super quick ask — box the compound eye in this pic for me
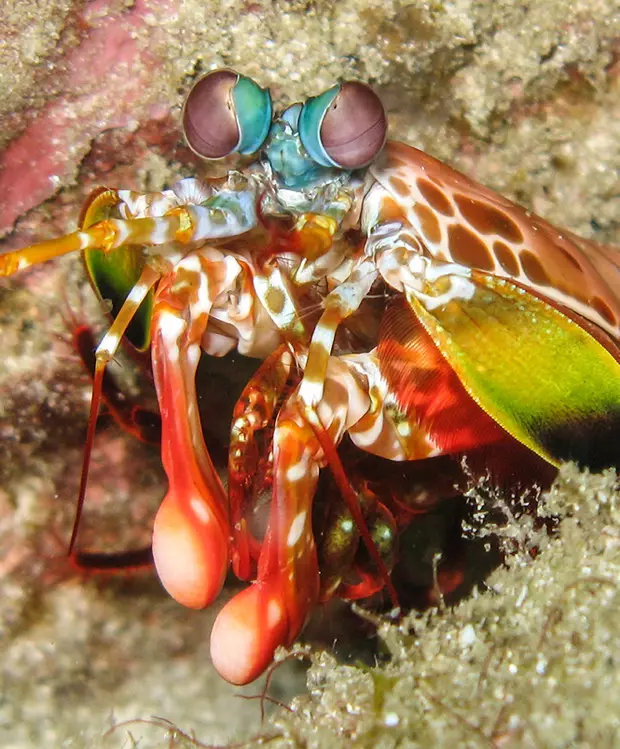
[183,70,272,159]
[299,81,387,169]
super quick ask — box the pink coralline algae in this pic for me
[0,0,177,238]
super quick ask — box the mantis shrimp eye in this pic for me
[183,69,273,159]
[299,81,387,170]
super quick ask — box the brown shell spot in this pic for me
[388,155,410,169]
[455,194,524,243]
[448,224,495,271]
[416,178,454,216]
[493,240,520,276]
[413,203,442,244]
[591,296,616,326]
[390,176,412,197]
[264,286,286,315]
[520,250,551,286]
[379,195,407,223]
[558,246,584,272]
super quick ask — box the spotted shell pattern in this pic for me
[373,142,619,340]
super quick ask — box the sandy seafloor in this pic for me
[0,1,619,747]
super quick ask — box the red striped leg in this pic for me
[211,399,325,685]
[228,345,297,581]
[71,323,161,445]
[210,357,379,684]
[69,264,161,555]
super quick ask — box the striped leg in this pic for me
[70,322,161,445]
[209,357,373,684]
[210,398,323,685]
[296,261,401,601]
[297,259,377,407]
[68,263,162,555]
[0,182,258,277]
[228,344,297,581]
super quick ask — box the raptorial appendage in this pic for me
[2,68,619,685]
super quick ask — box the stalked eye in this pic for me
[298,81,387,170]
[183,70,272,159]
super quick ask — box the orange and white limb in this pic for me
[228,344,297,581]
[210,357,363,685]
[0,180,259,278]
[149,249,249,609]
[69,262,162,554]
[209,353,409,684]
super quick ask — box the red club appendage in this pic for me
[150,308,230,609]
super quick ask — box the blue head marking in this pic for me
[263,103,346,190]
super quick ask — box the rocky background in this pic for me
[0,1,618,747]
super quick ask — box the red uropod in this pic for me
[2,70,619,685]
